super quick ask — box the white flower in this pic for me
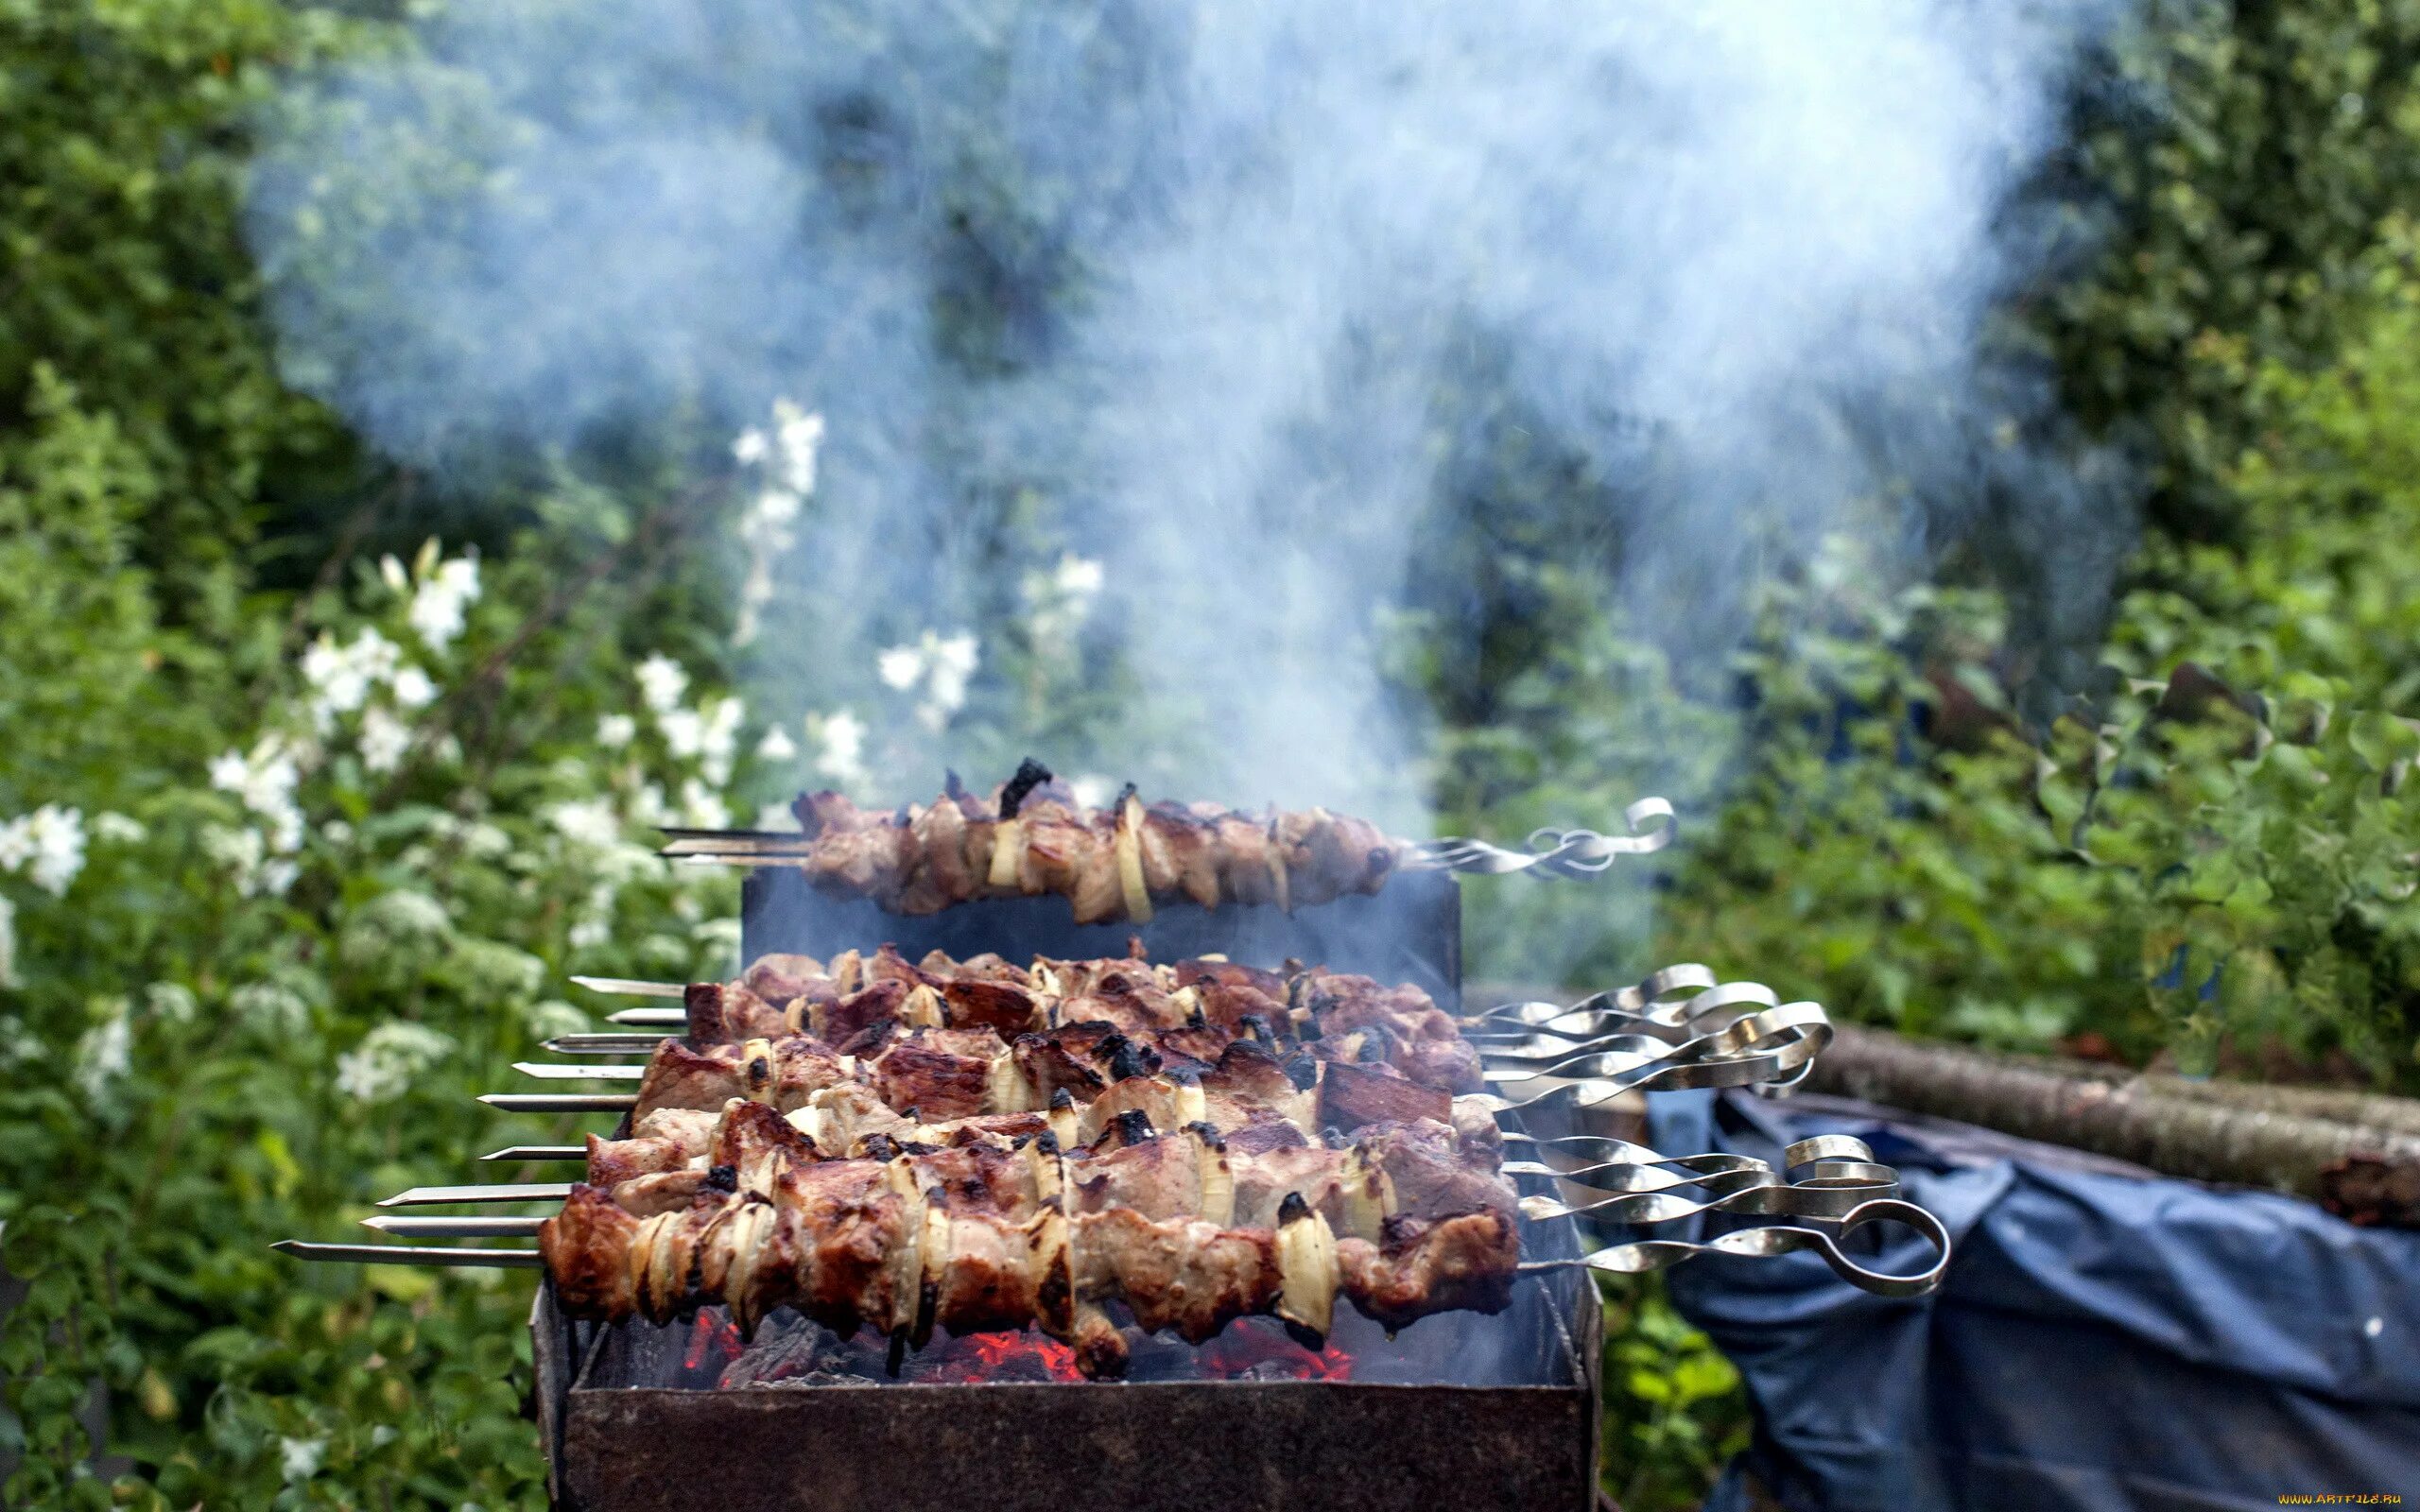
[1024,554,1103,655]
[812,710,866,784]
[390,665,438,710]
[201,824,266,891]
[658,707,705,759]
[750,488,804,532]
[771,400,824,495]
[547,799,621,849]
[597,713,638,749]
[878,629,978,718]
[232,981,312,1036]
[74,1011,131,1105]
[93,811,146,845]
[379,555,408,593]
[679,778,730,830]
[260,858,301,896]
[732,427,769,465]
[629,782,671,828]
[408,555,481,653]
[358,707,412,775]
[756,726,798,762]
[635,655,688,715]
[212,736,302,821]
[700,696,745,784]
[1052,555,1104,600]
[12,805,87,896]
[568,917,610,950]
[302,627,402,715]
[333,1022,453,1106]
[145,982,198,1024]
[876,644,925,690]
[279,1436,326,1484]
[928,631,977,682]
[925,633,977,716]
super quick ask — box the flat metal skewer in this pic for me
[481,1092,636,1113]
[273,1239,544,1268]
[363,1214,547,1239]
[379,1182,576,1208]
[608,1008,686,1027]
[572,975,685,998]
[515,1061,647,1081]
[481,1144,587,1162]
[545,1033,673,1055]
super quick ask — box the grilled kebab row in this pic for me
[673,942,1483,1096]
[543,1098,1515,1378]
[782,762,1398,922]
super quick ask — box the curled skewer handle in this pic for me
[1479,1002,1833,1110]
[1517,1197,1953,1299]
[1406,797,1674,878]
[1476,981,1787,1060]
[1519,1166,1894,1225]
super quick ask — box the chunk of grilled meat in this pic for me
[779,766,1400,923]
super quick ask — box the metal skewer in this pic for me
[482,1144,587,1162]
[546,1033,674,1055]
[481,1092,635,1113]
[609,1008,686,1027]
[272,1239,544,1269]
[363,1214,547,1239]
[379,1183,576,1208]
[1514,1196,1950,1299]
[1400,797,1677,876]
[572,975,685,998]
[515,1062,647,1081]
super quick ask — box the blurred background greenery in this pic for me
[9,1,2420,1507]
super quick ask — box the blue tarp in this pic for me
[1645,1089,2420,1511]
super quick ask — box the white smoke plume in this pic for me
[249,0,2129,828]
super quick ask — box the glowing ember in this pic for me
[683,1313,745,1371]
[913,1331,1087,1383]
[1195,1321,1354,1382]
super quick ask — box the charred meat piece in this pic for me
[684,982,788,1043]
[868,1040,993,1121]
[1316,1057,1453,1133]
[1337,1210,1519,1331]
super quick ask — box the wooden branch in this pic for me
[1807,1024,2420,1225]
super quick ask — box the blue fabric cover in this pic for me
[1646,1090,2420,1512]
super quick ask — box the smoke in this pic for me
[248,0,2129,827]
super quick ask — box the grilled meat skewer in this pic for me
[657,944,1484,1096]
[743,763,1401,924]
[540,1157,1516,1378]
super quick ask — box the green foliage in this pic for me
[2039,0,2420,546]
[1598,1278,1750,1512]
[0,520,775,1505]
[0,0,372,605]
